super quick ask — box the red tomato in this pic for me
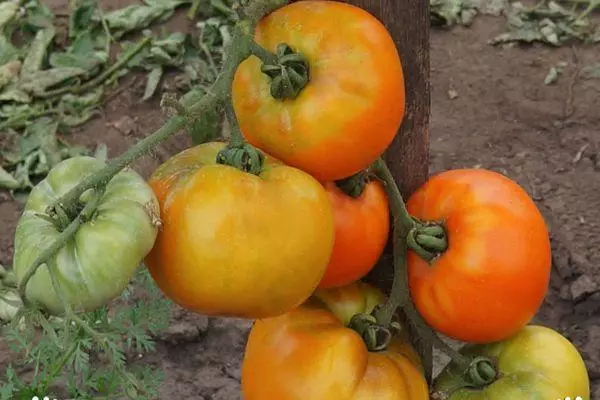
[318,180,389,289]
[406,169,551,343]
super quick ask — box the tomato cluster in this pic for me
[12,0,590,399]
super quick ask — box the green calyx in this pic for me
[407,221,448,262]
[464,357,498,387]
[335,170,370,198]
[260,43,310,100]
[349,313,391,352]
[348,308,402,352]
[216,143,265,175]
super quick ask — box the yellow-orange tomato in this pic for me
[406,169,551,343]
[145,142,335,319]
[318,181,390,289]
[232,0,405,181]
[242,282,429,400]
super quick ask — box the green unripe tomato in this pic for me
[13,156,160,315]
[433,325,590,400]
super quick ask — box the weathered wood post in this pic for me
[338,0,431,292]
[342,0,433,379]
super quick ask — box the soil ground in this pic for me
[1,1,599,398]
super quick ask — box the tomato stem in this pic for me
[19,189,105,307]
[43,0,289,222]
[348,312,399,352]
[335,170,369,198]
[372,158,483,380]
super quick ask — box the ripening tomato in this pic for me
[242,282,429,400]
[232,0,405,181]
[13,156,160,315]
[406,169,551,343]
[144,142,335,319]
[433,325,590,400]
[318,180,389,289]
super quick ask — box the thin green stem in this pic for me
[372,158,474,372]
[248,40,278,64]
[373,158,416,231]
[18,216,83,304]
[46,116,186,218]
[225,97,244,145]
[19,190,105,304]
[42,340,78,391]
[187,0,202,19]
[38,36,152,100]
[0,109,59,131]
[576,0,600,20]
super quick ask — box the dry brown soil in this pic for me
[1,1,599,398]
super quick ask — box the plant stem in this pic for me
[21,0,290,299]
[187,0,202,19]
[576,0,600,20]
[48,116,186,218]
[372,158,472,369]
[248,40,278,64]
[42,340,79,391]
[18,215,83,304]
[225,97,244,145]
[37,36,152,100]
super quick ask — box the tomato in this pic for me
[144,142,335,319]
[13,156,160,315]
[241,282,429,400]
[232,0,405,181]
[406,169,551,343]
[433,325,590,400]
[318,180,389,289]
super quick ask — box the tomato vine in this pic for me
[2,0,581,398]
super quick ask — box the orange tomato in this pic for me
[232,0,405,181]
[241,282,429,400]
[145,142,335,319]
[406,169,551,343]
[318,180,390,289]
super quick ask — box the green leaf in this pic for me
[20,27,56,78]
[0,60,21,91]
[102,5,171,38]
[0,2,19,30]
[0,166,19,190]
[18,67,88,96]
[0,86,31,103]
[143,66,163,100]
[489,1,600,46]
[430,0,479,27]
[69,0,99,38]
[544,61,567,85]
[0,34,20,65]
[48,51,107,74]
[20,0,54,31]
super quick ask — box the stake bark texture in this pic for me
[339,0,433,380]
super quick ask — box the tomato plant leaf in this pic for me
[69,0,99,39]
[18,67,88,96]
[0,166,19,190]
[0,2,19,30]
[0,60,21,91]
[101,1,190,38]
[20,27,56,78]
[0,34,21,65]
[489,1,600,46]
[144,66,164,100]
